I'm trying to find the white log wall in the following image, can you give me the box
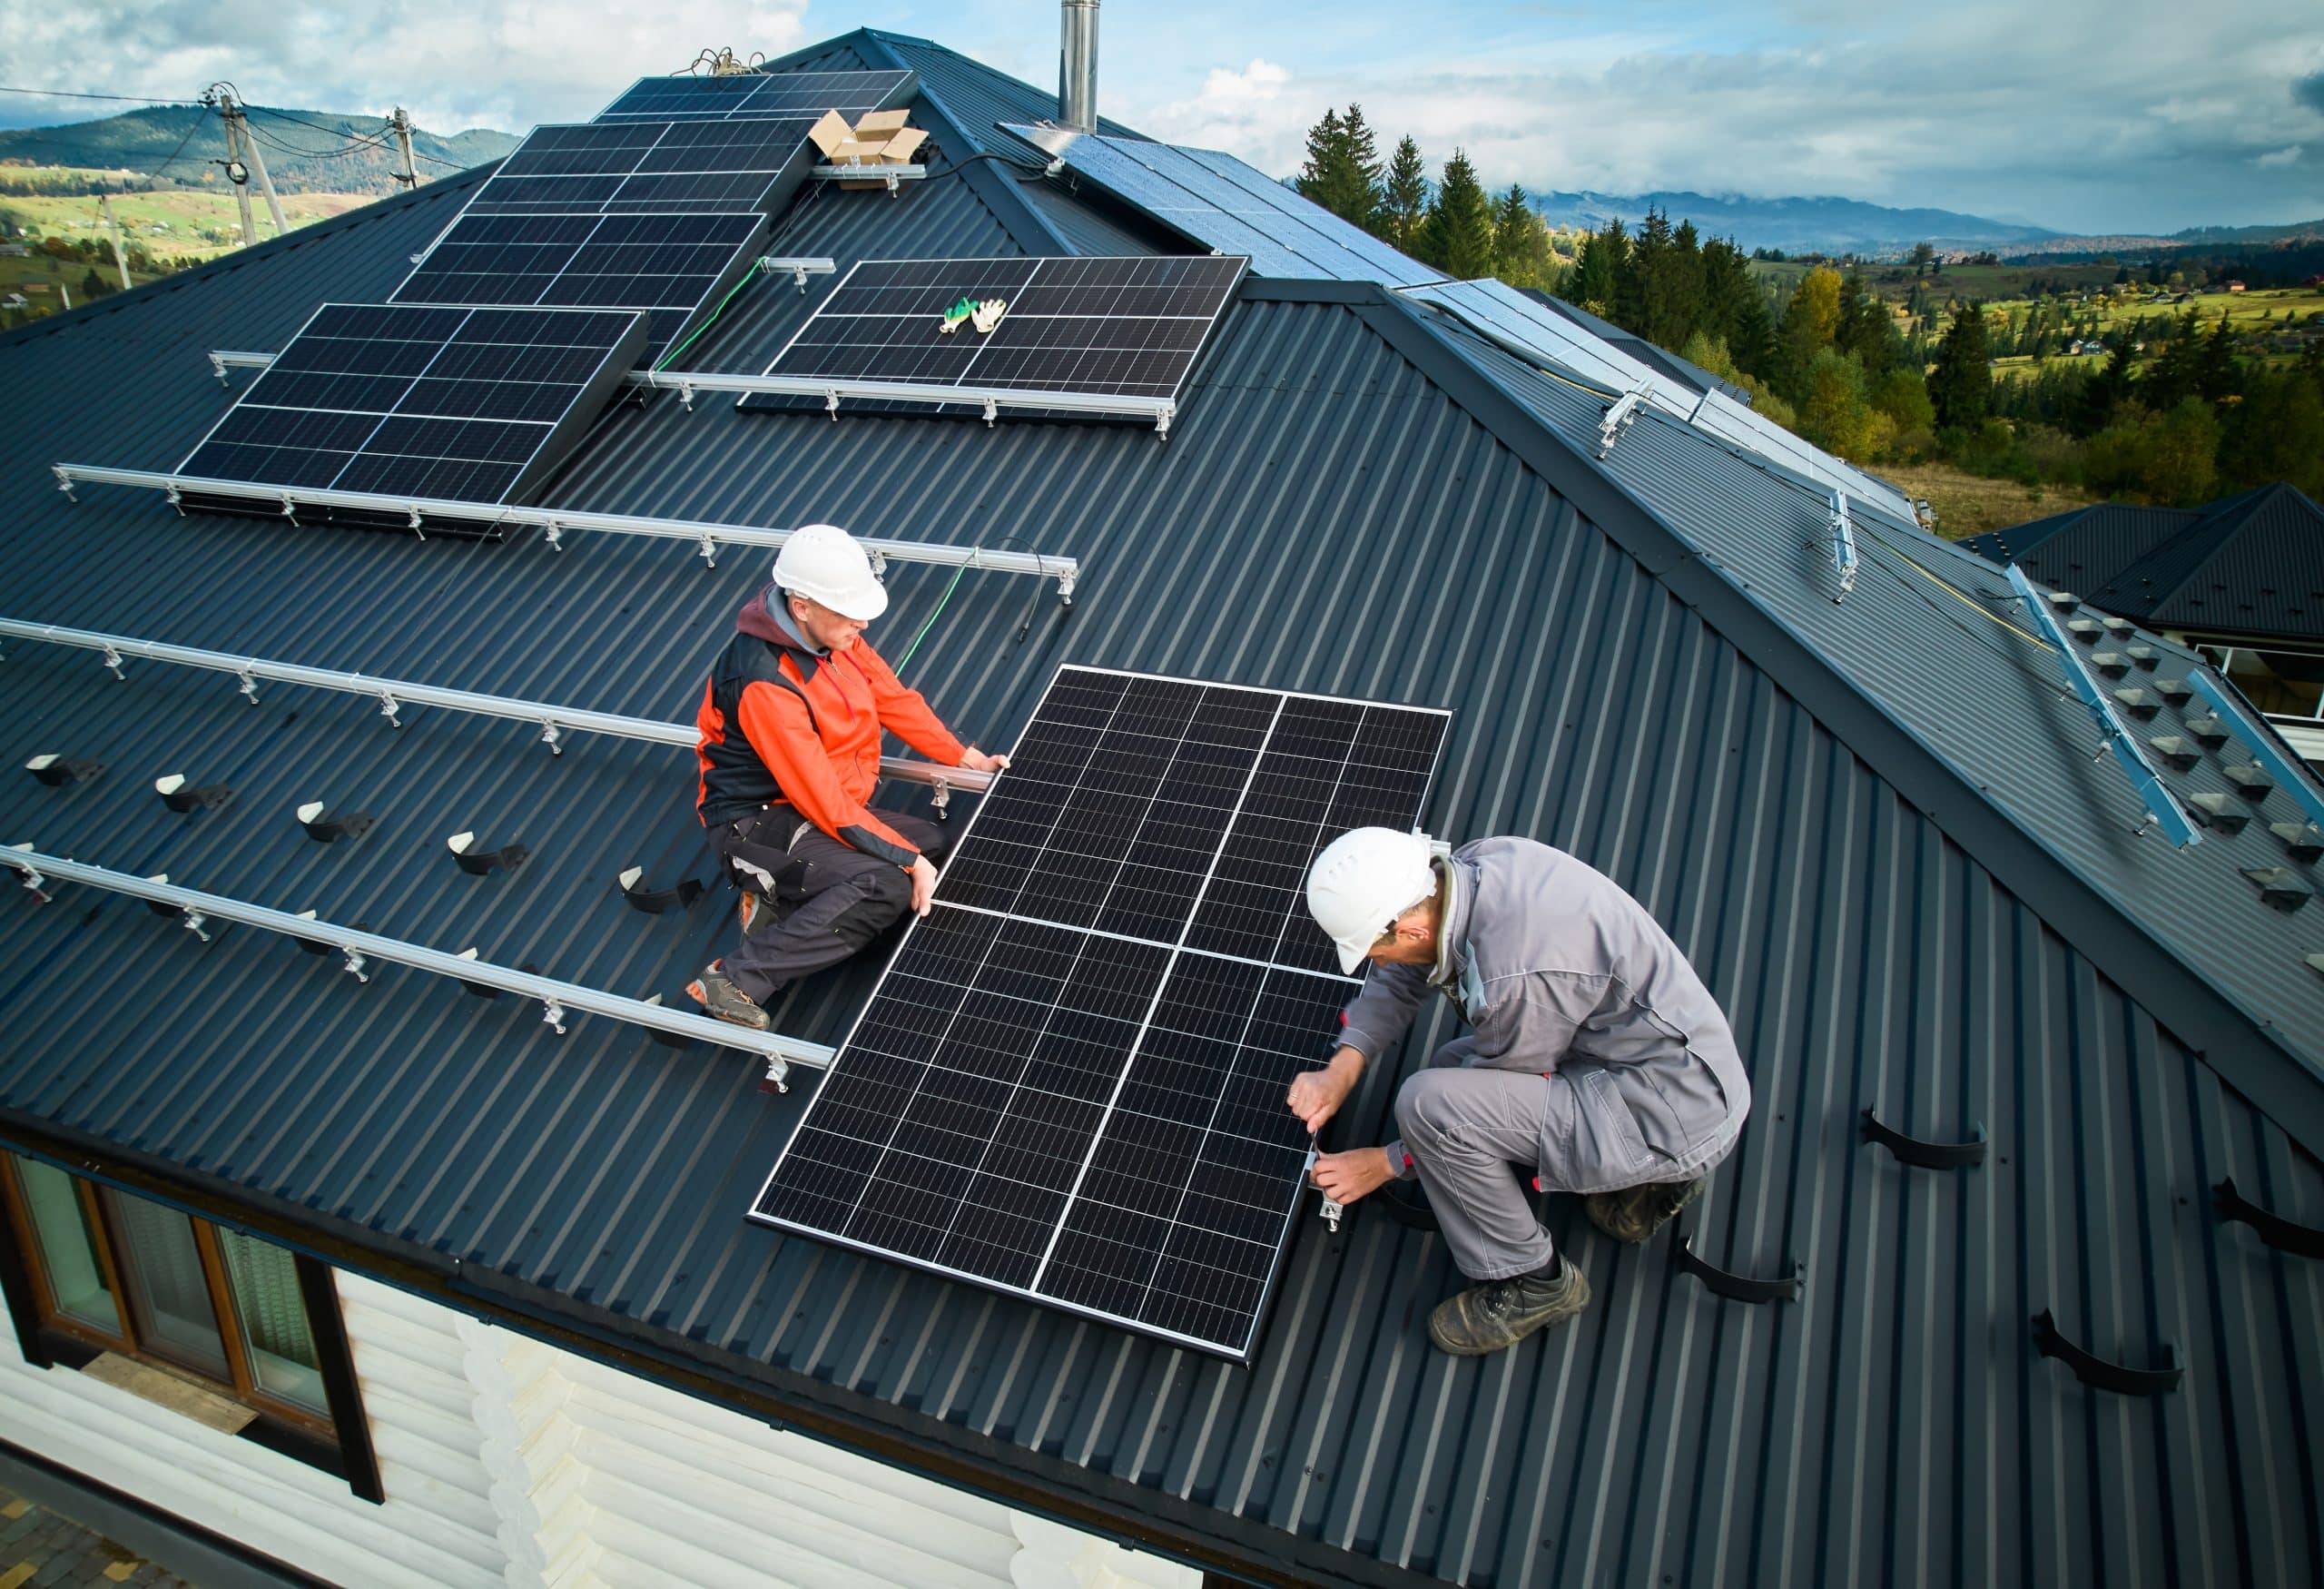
[2,1268,1199,1589]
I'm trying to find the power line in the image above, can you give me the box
[0,85,202,105]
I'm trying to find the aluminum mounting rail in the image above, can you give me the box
[0,846,833,1089]
[2007,567,2201,848]
[45,464,1079,602]
[202,345,1167,439]
[0,617,992,808]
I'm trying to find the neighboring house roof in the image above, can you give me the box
[3,32,2322,1589]
[1968,485,2324,645]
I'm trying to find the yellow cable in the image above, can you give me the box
[1863,531,2053,652]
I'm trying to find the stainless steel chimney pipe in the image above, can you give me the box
[1060,0,1099,133]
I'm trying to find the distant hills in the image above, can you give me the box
[1528,190,2055,257]
[0,105,517,195]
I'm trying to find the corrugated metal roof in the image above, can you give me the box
[4,35,2323,1589]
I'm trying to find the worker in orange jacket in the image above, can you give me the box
[688,524,1008,1029]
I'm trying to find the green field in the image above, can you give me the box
[1,168,370,260]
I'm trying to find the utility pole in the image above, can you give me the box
[231,94,290,238]
[389,106,418,189]
[212,91,259,247]
[97,195,132,291]
[211,87,287,242]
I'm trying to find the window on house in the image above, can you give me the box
[0,1150,380,1500]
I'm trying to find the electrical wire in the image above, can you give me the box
[0,85,201,104]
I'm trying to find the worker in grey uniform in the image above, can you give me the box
[1288,828,1751,1356]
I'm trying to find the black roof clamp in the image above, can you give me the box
[619,865,704,913]
[155,774,232,814]
[25,755,103,787]
[2216,1178,2324,1259]
[1675,1228,1801,1303]
[1860,1108,1989,1169]
[297,802,374,844]
[2032,1309,2183,1396]
[448,832,527,876]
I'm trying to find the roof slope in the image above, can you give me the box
[3,36,2322,1589]
[1970,486,2324,645]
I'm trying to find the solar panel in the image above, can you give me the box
[749,666,1450,1360]
[594,68,914,123]
[389,211,768,358]
[176,302,645,505]
[1005,123,1443,289]
[467,118,820,215]
[734,255,1246,419]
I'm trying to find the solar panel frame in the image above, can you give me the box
[748,666,1450,1361]
[735,254,1248,421]
[1003,124,1443,289]
[389,210,770,359]
[465,117,823,216]
[593,67,915,123]
[173,302,647,509]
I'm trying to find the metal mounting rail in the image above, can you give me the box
[47,464,1079,601]
[2006,566,2202,849]
[0,617,992,806]
[0,845,834,1088]
[202,345,1166,440]
[810,163,926,192]
[2184,671,2324,832]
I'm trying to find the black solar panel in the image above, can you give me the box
[468,118,821,215]
[389,211,768,358]
[594,67,914,123]
[177,303,645,505]
[735,255,1248,418]
[749,666,1449,1360]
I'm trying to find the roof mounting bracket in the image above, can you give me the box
[2186,672,2324,831]
[340,948,370,983]
[697,533,720,568]
[823,388,842,419]
[2032,1308,2182,1396]
[759,256,836,292]
[2216,1178,2324,1258]
[1595,385,1648,459]
[538,721,562,755]
[1675,1228,1801,1303]
[1861,1107,1988,1169]
[236,666,259,704]
[868,549,889,579]
[676,380,696,412]
[378,691,402,727]
[981,395,998,428]
[617,866,703,913]
[541,996,567,1036]
[278,494,298,520]
[542,519,566,552]
[100,644,124,681]
[10,844,47,903]
[408,505,427,538]
[182,908,213,944]
[1828,490,1859,602]
[163,482,184,516]
[51,466,75,502]
[208,351,234,387]
[25,755,104,788]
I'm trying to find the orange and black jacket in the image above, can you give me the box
[695,586,966,866]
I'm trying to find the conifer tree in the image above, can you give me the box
[1295,104,1383,230]
[1928,302,1995,431]
[1377,135,1428,252]
[1420,149,1494,278]
[1489,184,1553,288]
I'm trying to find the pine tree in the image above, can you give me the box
[1928,302,1995,432]
[1566,224,1620,316]
[1614,207,1669,335]
[1296,104,1383,230]
[1378,135,1428,252]
[1421,149,1494,279]
[1489,185,1553,288]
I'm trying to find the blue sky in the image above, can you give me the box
[3,0,2318,233]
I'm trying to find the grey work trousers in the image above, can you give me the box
[1394,1039,1745,1281]
[711,808,949,1004]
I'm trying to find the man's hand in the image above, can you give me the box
[1310,1147,1396,1207]
[960,745,1010,774]
[1286,1046,1365,1135]
[908,854,939,916]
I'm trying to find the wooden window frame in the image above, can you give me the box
[0,1152,383,1503]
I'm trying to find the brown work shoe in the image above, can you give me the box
[737,889,774,935]
[1585,1176,1704,1244]
[684,961,770,1030]
[1428,1261,1590,1357]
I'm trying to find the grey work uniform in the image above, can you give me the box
[1338,837,1751,1280]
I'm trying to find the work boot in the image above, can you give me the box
[1585,1176,1704,1244]
[1428,1260,1590,1357]
[685,961,770,1030]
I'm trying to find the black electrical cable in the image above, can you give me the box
[0,85,201,104]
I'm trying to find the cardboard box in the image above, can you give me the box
[808,110,853,157]
[826,138,889,165]
[852,109,911,139]
[875,127,929,164]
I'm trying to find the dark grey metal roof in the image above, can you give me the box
[1967,486,2324,646]
[4,35,2323,1589]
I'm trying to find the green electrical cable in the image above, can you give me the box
[655,266,761,371]
[894,563,969,671]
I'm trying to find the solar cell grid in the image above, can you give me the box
[594,68,913,123]
[747,254,1247,410]
[468,117,819,215]
[750,666,1449,1358]
[177,302,645,505]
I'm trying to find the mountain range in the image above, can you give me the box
[1527,190,2057,256]
[0,105,518,195]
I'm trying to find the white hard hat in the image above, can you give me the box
[771,523,889,622]
[1306,827,1436,975]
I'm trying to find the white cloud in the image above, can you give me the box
[1144,58,1302,163]
[0,0,812,133]
[2258,144,2305,168]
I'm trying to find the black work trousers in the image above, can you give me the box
[709,807,950,1004]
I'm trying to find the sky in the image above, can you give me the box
[1,0,2318,234]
